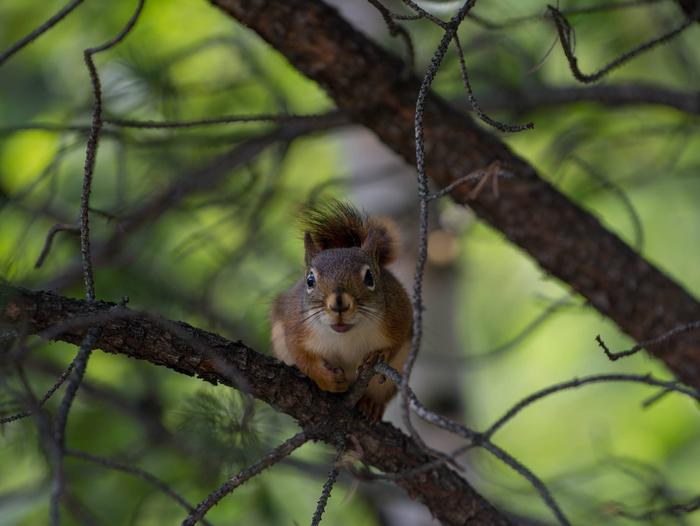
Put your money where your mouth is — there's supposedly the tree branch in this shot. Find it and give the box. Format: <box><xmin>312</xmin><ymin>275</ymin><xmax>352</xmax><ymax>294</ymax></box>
<box><xmin>0</xmin><ymin>283</ymin><xmax>512</xmax><ymax>526</ymax></box>
<box><xmin>208</xmin><ymin>0</ymin><xmax>700</xmax><ymax>388</ymax></box>
<box><xmin>476</xmin><ymin>82</ymin><xmax>700</xmax><ymax>116</ymax></box>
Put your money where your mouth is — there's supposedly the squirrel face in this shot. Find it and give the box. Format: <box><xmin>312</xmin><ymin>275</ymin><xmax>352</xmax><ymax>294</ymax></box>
<box><xmin>304</xmin><ymin>247</ymin><xmax>385</xmax><ymax>335</ymax></box>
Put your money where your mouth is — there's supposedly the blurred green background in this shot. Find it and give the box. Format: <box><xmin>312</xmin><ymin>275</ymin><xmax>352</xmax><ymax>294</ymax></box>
<box><xmin>1</xmin><ymin>0</ymin><xmax>699</xmax><ymax>524</ymax></box>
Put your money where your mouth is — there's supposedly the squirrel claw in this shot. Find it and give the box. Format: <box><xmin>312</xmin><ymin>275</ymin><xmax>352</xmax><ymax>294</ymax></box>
<box><xmin>357</xmin><ymin>396</ymin><xmax>384</xmax><ymax>422</ymax></box>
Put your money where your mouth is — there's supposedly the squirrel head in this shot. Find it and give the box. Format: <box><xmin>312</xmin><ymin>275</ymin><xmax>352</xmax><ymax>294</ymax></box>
<box><xmin>299</xmin><ymin>201</ymin><xmax>398</xmax><ymax>334</ymax></box>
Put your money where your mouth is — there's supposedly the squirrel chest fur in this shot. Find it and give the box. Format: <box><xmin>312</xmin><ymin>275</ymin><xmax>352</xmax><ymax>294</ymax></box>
<box><xmin>271</xmin><ymin>202</ymin><xmax>412</xmax><ymax>420</ymax></box>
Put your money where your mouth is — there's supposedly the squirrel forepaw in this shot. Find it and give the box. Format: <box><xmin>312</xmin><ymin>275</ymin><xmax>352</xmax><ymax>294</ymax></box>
<box><xmin>316</xmin><ymin>360</ymin><xmax>350</xmax><ymax>392</ymax></box>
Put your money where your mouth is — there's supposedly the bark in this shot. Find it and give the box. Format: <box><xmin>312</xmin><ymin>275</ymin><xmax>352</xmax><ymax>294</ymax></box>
<box><xmin>208</xmin><ymin>0</ymin><xmax>700</xmax><ymax>387</ymax></box>
<box><xmin>0</xmin><ymin>284</ymin><xmax>511</xmax><ymax>526</ymax></box>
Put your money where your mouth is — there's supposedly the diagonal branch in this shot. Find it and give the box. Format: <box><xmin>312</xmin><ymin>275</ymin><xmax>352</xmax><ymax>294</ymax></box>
<box><xmin>207</xmin><ymin>0</ymin><xmax>700</xmax><ymax>389</ymax></box>
<box><xmin>0</xmin><ymin>283</ymin><xmax>512</xmax><ymax>526</ymax></box>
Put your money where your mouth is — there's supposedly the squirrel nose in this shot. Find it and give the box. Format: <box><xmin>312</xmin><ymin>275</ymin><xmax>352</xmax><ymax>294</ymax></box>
<box><xmin>327</xmin><ymin>290</ymin><xmax>352</xmax><ymax>313</ymax></box>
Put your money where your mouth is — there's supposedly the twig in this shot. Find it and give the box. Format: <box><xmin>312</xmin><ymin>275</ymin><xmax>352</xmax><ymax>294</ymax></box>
<box><xmin>596</xmin><ymin>321</ymin><xmax>700</xmax><ymax>361</ymax></box>
<box><xmin>428</xmin><ymin>161</ymin><xmax>513</xmax><ymax>200</ymax></box>
<box><xmin>0</xmin><ymin>0</ymin><xmax>86</xmax><ymax>66</ymax></box>
<box><xmin>641</xmin><ymin>386</ymin><xmax>675</xmax><ymax>408</ymax></box>
<box><xmin>570</xmin><ymin>156</ymin><xmax>644</xmax><ymax>251</ymax></box>
<box><xmin>399</xmin><ymin>0</ymin><xmax>449</xmax><ymax>28</ymax></box>
<box><xmin>181</xmin><ymin>431</ymin><xmax>307</xmax><ymax>526</ymax></box>
<box><xmin>367</xmin><ymin>0</ymin><xmax>415</xmax><ymax>75</ymax></box>
<box><xmin>49</xmin><ymin>1</ymin><xmax>146</xmax><ymax>523</ymax></box>
<box><xmin>79</xmin><ymin>0</ymin><xmax>146</xmax><ymax>301</ymax></box>
<box><xmin>402</xmin><ymin>0</ymin><xmax>477</xmax><ymax>452</ymax></box>
<box><xmin>344</xmin><ymin>355</ymin><xmax>378</xmax><ymax>408</ymax></box>
<box><xmin>549</xmin><ymin>4</ymin><xmax>699</xmax><ymax>83</ymax></box>
<box><xmin>484</xmin><ymin>373</ymin><xmax>700</xmax><ymax>439</ymax></box>
<box><xmin>476</xmin><ymin>82</ymin><xmax>700</xmax><ymax>118</ymax></box>
<box><xmin>617</xmin><ymin>494</ymin><xmax>700</xmax><ymax>520</ymax></box>
<box><xmin>66</xmin><ymin>449</ymin><xmax>214</xmax><ymax>526</ymax></box>
<box><xmin>35</xmin><ymin>224</ymin><xmax>80</xmax><ymax>269</ymax></box>
<box><xmin>377</xmin><ymin>362</ymin><xmax>571</xmax><ymax>525</ymax></box>
<box><xmin>452</xmin><ymin>34</ymin><xmax>534</xmax><ymax>132</ymax></box>
<box><xmin>49</xmin><ymin>328</ymin><xmax>100</xmax><ymax>525</ymax></box>
<box><xmin>481</xmin><ymin>441</ymin><xmax>571</xmax><ymax>526</ymax></box>
<box><xmin>310</xmin><ymin>442</ymin><xmax>345</xmax><ymax>526</ymax></box>
<box><xmin>468</xmin><ymin>294</ymin><xmax>576</xmax><ymax>364</ymax></box>
<box><xmin>104</xmin><ymin>112</ymin><xmax>339</xmax><ymax>129</ymax></box>
<box><xmin>0</xmin><ymin>358</ymin><xmax>77</xmax><ymax>424</ymax></box>
<box><xmin>466</xmin><ymin>0</ymin><xmax>665</xmax><ymax>30</ymax></box>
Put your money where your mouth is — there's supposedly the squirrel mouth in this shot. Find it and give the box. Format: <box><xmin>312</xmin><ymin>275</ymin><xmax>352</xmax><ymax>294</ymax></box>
<box><xmin>330</xmin><ymin>323</ymin><xmax>353</xmax><ymax>333</ymax></box>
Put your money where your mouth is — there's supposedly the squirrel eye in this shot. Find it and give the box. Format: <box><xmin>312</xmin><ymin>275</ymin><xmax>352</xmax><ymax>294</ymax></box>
<box><xmin>363</xmin><ymin>267</ymin><xmax>375</xmax><ymax>290</ymax></box>
<box><xmin>306</xmin><ymin>271</ymin><xmax>316</xmax><ymax>290</ymax></box>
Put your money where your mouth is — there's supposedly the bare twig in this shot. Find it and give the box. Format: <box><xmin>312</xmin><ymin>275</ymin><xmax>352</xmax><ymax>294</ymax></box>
<box><xmin>35</xmin><ymin>224</ymin><xmax>80</xmax><ymax>269</ymax></box>
<box><xmin>475</xmin><ymin>82</ymin><xmax>700</xmax><ymax>116</ymax></box>
<box><xmin>344</xmin><ymin>356</ymin><xmax>378</xmax><ymax>408</ymax></box>
<box><xmin>485</xmin><ymin>373</ymin><xmax>700</xmax><ymax>439</ymax></box>
<box><xmin>596</xmin><ymin>321</ymin><xmax>700</xmax><ymax>361</ymax></box>
<box><xmin>104</xmin><ymin>112</ymin><xmax>341</xmax><ymax>129</ymax></box>
<box><xmin>182</xmin><ymin>431</ymin><xmax>308</xmax><ymax>526</ymax></box>
<box><xmin>310</xmin><ymin>442</ymin><xmax>345</xmax><ymax>526</ymax></box>
<box><xmin>49</xmin><ymin>328</ymin><xmax>100</xmax><ymax>525</ymax></box>
<box><xmin>466</xmin><ymin>0</ymin><xmax>665</xmax><ymax>30</ymax></box>
<box><xmin>49</xmin><ymin>1</ymin><xmax>146</xmax><ymax>523</ymax></box>
<box><xmin>0</xmin><ymin>358</ymin><xmax>76</xmax><ymax>424</ymax></box>
<box><xmin>569</xmin><ymin>156</ymin><xmax>644</xmax><ymax>251</ymax></box>
<box><xmin>0</xmin><ymin>0</ymin><xmax>86</xmax><ymax>66</ymax></box>
<box><xmin>367</xmin><ymin>0</ymin><xmax>415</xmax><ymax>74</ymax></box>
<box><xmin>549</xmin><ymin>4</ymin><xmax>699</xmax><ymax>83</ymax></box>
<box><xmin>428</xmin><ymin>162</ymin><xmax>513</xmax><ymax>201</ymax></box>
<box><xmin>377</xmin><ymin>362</ymin><xmax>571</xmax><ymax>525</ymax></box>
<box><xmin>402</xmin><ymin>0</ymin><xmax>476</xmax><ymax>449</ymax></box>
<box><xmin>617</xmin><ymin>494</ymin><xmax>700</xmax><ymax>520</ymax></box>
<box><xmin>65</xmin><ymin>449</ymin><xmax>213</xmax><ymax>526</ymax></box>
<box><xmin>452</xmin><ymin>34</ymin><xmax>534</xmax><ymax>132</ymax></box>
<box><xmin>481</xmin><ymin>441</ymin><xmax>571</xmax><ymax>526</ymax></box>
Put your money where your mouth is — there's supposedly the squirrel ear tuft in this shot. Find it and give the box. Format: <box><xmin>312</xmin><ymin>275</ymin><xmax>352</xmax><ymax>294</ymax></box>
<box><xmin>361</xmin><ymin>219</ymin><xmax>398</xmax><ymax>267</ymax></box>
<box><xmin>304</xmin><ymin>231</ymin><xmax>321</xmax><ymax>266</ymax></box>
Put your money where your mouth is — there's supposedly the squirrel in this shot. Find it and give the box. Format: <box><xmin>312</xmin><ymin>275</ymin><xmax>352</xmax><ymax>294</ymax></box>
<box><xmin>271</xmin><ymin>201</ymin><xmax>412</xmax><ymax>421</ymax></box>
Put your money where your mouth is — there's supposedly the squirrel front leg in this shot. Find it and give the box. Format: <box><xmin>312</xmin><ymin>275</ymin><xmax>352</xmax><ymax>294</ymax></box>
<box><xmin>293</xmin><ymin>346</ymin><xmax>351</xmax><ymax>393</ymax></box>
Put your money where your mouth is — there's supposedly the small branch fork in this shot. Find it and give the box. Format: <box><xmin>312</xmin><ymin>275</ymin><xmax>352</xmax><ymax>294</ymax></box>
<box><xmin>65</xmin><ymin>449</ymin><xmax>215</xmax><ymax>526</ymax></box>
<box><xmin>596</xmin><ymin>321</ymin><xmax>700</xmax><ymax>361</ymax></box>
<box><xmin>428</xmin><ymin>161</ymin><xmax>510</xmax><ymax>201</ymax></box>
<box><xmin>549</xmin><ymin>3</ymin><xmax>700</xmax><ymax>84</ymax></box>
<box><xmin>181</xmin><ymin>431</ymin><xmax>308</xmax><ymax>526</ymax></box>
<box><xmin>0</xmin><ymin>0</ymin><xmax>86</xmax><ymax>66</ymax></box>
<box><xmin>46</xmin><ymin>1</ymin><xmax>147</xmax><ymax>524</ymax></box>
<box><xmin>377</xmin><ymin>359</ymin><xmax>700</xmax><ymax>526</ymax></box>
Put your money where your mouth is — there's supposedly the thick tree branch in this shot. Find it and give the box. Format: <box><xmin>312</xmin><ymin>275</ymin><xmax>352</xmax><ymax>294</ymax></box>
<box><xmin>209</xmin><ymin>0</ymin><xmax>700</xmax><ymax>387</ymax></box>
<box><xmin>0</xmin><ymin>284</ymin><xmax>512</xmax><ymax>526</ymax></box>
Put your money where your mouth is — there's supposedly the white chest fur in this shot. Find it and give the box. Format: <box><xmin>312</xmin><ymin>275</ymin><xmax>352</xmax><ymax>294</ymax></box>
<box><xmin>305</xmin><ymin>315</ymin><xmax>390</xmax><ymax>373</ymax></box>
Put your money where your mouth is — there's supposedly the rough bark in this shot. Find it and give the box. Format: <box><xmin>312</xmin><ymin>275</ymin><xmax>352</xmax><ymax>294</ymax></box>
<box><xmin>209</xmin><ymin>0</ymin><xmax>700</xmax><ymax>387</ymax></box>
<box><xmin>0</xmin><ymin>284</ymin><xmax>512</xmax><ymax>526</ymax></box>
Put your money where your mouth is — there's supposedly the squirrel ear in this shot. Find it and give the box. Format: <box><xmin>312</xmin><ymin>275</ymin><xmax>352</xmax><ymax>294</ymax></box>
<box><xmin>304</xmin><ymin>231</ymin><xmax>320</xmax><ymax>266</ymax></box>
<box><xmin>361</xmin><ymin>220</ymin><xmax>397</xmax><ymax>267</ymax></box>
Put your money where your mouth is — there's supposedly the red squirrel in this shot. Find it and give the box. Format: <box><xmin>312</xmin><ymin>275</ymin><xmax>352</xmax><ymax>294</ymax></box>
<box><xmin>271</xmin><ymin>201</ymin><xmax>412</xmax><ymax>420</ymax></box>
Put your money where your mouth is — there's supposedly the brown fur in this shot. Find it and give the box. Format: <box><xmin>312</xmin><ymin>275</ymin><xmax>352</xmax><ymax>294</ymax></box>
<box><xmin>271</xmin><ymin>201</ymin><xmax>412</xmax><ymax>421</ymax></box>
